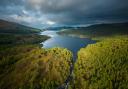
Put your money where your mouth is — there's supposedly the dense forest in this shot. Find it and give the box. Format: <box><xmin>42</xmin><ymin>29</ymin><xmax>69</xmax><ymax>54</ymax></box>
<box><xmin>0</xmin><ymin>45</ymin><xmax>72</xmax><ymax>89</ymax></box>
<box><xmin>69</xmin><ymin>36</ymin><xmax>128</xmax><ymax>89</ymax></box>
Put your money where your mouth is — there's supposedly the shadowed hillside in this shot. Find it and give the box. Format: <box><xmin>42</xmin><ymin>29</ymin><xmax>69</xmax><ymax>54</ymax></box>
<box><xmin>0</xmin><ymin>19</ymin><xmax>41</xmax><ymax>34</ymax></box>
<box><xmin>0</xmin><ymin>19</ymin><xmax>50</xmax><ymax>46</ymax></box>
<box><xmin>58</xmin><ymin>22</ymin><xmax>128</xmax><ymax>38</ymax></box>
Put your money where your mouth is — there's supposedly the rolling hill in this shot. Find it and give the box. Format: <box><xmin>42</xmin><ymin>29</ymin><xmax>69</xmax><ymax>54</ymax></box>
<box><xmin>0</xmin><ymin>19</ymin><xmax>50</xmax><ymax>46</ymax></box>
<box><xmin>58</xmin><ymin>22</ymin><xmax>128</xmax><ymax>38</ymax></box>
<box><xmin>0</xmin><ymin>19</ymin><xmax>41</xmax><ymax>34</ymax></box>
<box><xmin>71</xmin><ymin>36</ymin><xmax>128</xmax><ymax>89</ymax></box>
<box><xmin>0</xmin><ymin>19</ymin><xmax>127</xmax><ymax>89</ymax></box>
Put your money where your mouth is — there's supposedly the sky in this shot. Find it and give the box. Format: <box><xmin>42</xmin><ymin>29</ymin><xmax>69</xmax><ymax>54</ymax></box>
<box><xmin>0</xmin><ymin>0</ymin><xmax>128</xmax><ymax>28</ymax></box>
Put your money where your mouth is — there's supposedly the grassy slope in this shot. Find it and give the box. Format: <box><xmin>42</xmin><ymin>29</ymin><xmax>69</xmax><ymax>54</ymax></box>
<box><xmin>70</xmin><ymin>36</ymin><xmax>128</xmax><ymax>89</ymax></box>
<box><xmin>58</xmin><ymin>23</ymin><xmax>128</xmax><ymax>89</ymax></box>
<box><xmin>0</xmin><ymin>20</ymin><xmax>73</xmax><ymax>89</ymax></box>
<box><xmin>0</xmin><ymin>45</ymin><xmax>72</xmax><ymax>89</ymax></box>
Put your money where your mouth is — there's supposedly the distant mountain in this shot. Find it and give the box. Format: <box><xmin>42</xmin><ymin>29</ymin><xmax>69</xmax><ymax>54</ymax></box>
<box><xmin>58</xmin><ymin>22</ymin><xmax>128</xmax><ymax>38</ymax></box>
<box><xmin>0</xmin><ymin>19</ymin><xmax>41</xmax><ymax>34</ymax></box>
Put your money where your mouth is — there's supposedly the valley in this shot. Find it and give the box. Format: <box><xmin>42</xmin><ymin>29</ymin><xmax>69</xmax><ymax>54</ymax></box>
<box><xmin>0</xmin><ymin>20</ymin><xmax>128</xmax><ymax>89</ymax></box>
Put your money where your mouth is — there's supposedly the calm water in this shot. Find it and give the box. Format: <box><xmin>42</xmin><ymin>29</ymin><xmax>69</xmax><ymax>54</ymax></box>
<box><xmin>41</xmin><ymin>31</ymin><xmax>96</xmax><ymax>60</ymax></box>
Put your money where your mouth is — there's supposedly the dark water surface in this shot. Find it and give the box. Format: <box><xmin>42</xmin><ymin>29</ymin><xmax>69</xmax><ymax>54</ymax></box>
<box><xmin>41</xmin><ymin>31</ymin><xmax>96</xmax><ymax>60</ymax></box>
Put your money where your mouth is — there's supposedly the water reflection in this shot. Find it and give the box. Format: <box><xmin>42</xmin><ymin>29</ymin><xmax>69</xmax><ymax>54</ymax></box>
<box><xmin>41</xmin><ymin>31</ymin><xmax>96</xmax><ymax>60</ymax></box>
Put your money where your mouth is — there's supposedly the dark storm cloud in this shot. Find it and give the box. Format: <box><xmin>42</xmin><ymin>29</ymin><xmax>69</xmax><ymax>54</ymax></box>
<box><xmin>0</xmin><ymin>0</ymin><xmax>128</xmax><ymax>28</ymax></box>
<box><xmin>0</xmin><ymin>0</ymin><xmax>23</xmax><ymax>6</ymax></box>
<box><xmin>25</xmin><ymin>0</ymin><xmax>128</xmax><ymax>25</ymax></box>
<box><xmin>0</xmin><ymin>0</ymin><xmax>24</xmax><ymax>16</ymax></box>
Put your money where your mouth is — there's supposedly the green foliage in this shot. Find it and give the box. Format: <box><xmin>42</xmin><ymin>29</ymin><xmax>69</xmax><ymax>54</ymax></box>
<box><xmin>0</xmin><ymin>19</ymin><xmax>128</xmax><ymax>89</ymax></box>
<box><xmin>0</xmin><ymin>34</ymin><xmax>50</xmax><ymax>45</ymax></box>
<box><xmin>0</xmin><ymin>45</ymin><xmax>73</xmax><ymax>89</ymax></box>
<box><xmin>0</xmin><ymin>19</ymin><xmax>74</xmax><ymax>89</ymax></box>
<box><xmin>0</xmin><ymin>19</ymin><xmax>50</xmax><ymax>46</ymax></box>
<box><xmin>72</xmin><ymin>37</ymin><xmax>128</xmax><ymax>89</ymax></box>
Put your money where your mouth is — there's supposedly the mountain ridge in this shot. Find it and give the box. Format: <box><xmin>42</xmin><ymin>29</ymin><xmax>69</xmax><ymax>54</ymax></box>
<box><xmin>58</xmin><ymin>22</ymin><xmax>128</xmax><ymax>38</ymax></box>
<box><xmin>0</xmin><ymin>19</ymin><xmax>42</xmax><ymax>34</ymax></box>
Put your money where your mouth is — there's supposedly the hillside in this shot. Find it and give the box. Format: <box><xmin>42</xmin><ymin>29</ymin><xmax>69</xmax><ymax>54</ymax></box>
<box><xmin>0</xmin><ymin>19</ymin><xmax>41</xmax><ymax>34</ymax></box>
<box><xmin>0</xmin><ymin>20</ymin><xmax>50</xmax><ymax>46</ymax></box>
<box><xmin>0</xmin><ymin>19</ymin><xmax>128</xmax><ymax>89</ymax></box>
<box><xmin>0</xmin><ymin>20</ymin><xmax>73</xmax><ymax>89</ymax></box>
<box><xmin>0</xmin><ymin>45</ymin><xmax>72</xmax><ymax>89</ymax></box>
<box><xmin>69</xmin><ymin>36</ymin><xmax>128</xmax><ymax>89</ymax></box>
<box><xmin>58</xmin><ymin>22</ymin><xmax>128</xmax><ymax>38</ymax></box>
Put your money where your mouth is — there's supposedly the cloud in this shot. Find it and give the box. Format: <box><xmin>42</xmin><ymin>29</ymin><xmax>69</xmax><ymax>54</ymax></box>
<box><xmin>0</xmin><ymin>0</ymin><xmax>23</xmax><ymax>6</ymax></box>
<box><xmin>25</xmin><ymin>0</ymin><xmax>128</xmax><ymax>25</ymax></box>
<box><xmin>0</xmin><ymin>0</ymin><xmax>128</xmax><ymax>28</ymax></box>
<box><xmin>46</xmin><ymin>20</ymin><xmax>56</xmax><ymax>25</ymax></box>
